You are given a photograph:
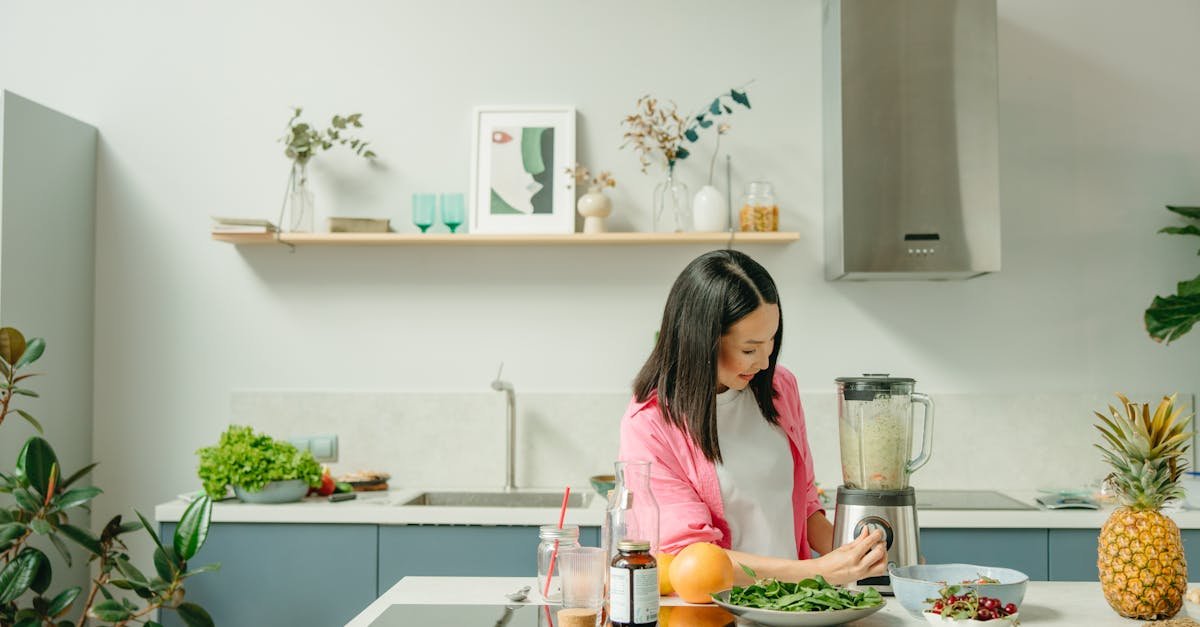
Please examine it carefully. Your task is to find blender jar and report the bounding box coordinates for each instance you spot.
[836,375,934,491]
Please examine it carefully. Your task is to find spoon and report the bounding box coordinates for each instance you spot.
[505,585,531,602]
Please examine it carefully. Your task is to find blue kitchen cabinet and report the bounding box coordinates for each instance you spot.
[377,525,601,596]
[159,522,377,627]
[1049,529,1200,581]
[920,529,1050,580]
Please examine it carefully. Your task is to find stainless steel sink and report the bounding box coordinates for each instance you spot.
[400,491,590,508]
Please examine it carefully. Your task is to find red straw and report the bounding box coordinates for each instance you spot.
[543,486,572,598]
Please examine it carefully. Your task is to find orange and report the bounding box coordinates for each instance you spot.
[660,606,736,627]
[668,542,734,604]
[657,552,676,595]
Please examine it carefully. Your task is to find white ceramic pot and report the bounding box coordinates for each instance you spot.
[692,185,729,232]
[577,186,613,234]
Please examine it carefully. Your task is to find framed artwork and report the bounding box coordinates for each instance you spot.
[469,106,576,234]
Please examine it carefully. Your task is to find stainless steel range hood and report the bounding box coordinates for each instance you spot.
[823,0,1001,280]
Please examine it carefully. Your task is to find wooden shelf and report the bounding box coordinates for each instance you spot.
[211,231,800,246]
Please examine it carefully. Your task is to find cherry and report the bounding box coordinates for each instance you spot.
[982,597,1000,610]
[977,608,994,621]
[1004,603,1018,615]
[947,595,959,604]
[932,601,945,612]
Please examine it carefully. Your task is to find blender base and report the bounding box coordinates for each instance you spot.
[831,486,921,595]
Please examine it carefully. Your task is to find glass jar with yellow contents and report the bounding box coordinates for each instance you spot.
[739,180,779,232]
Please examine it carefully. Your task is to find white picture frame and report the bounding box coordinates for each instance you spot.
[469,106,576,234]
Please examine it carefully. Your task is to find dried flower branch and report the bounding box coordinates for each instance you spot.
[565,162,617,190]
[621,82,753,175]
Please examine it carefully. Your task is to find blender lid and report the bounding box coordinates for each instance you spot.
[836,374,916,400]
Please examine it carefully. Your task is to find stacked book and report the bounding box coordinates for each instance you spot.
[211,217,277,234]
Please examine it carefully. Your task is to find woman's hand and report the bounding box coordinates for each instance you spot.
[813,528,888,586]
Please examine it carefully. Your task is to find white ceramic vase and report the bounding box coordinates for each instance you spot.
[692,184,729,232]
[577,186,613,234]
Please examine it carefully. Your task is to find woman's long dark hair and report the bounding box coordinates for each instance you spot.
[633,250,782,463]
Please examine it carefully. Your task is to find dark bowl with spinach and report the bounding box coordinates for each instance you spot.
[711,572,886,627]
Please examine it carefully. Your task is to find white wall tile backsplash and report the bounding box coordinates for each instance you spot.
[233,390,1196,494]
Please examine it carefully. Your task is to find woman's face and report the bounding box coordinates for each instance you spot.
[717,303,779,393]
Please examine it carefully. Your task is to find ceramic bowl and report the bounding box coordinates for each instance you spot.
[889,564,1027,616]
[588,474,616,497]
[233,479,310,504]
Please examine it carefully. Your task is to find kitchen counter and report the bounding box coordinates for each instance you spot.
[346,575,1199,626]
[155,488,1200,529]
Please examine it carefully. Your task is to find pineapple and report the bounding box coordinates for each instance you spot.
[1095,393,1194,620]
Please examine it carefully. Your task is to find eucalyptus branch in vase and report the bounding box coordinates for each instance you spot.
[276,106,377,233]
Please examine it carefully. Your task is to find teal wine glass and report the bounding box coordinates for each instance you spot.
[440,193,466,234]
[412,193,436,233]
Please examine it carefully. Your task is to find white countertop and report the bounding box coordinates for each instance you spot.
[346,575,1200,627]
[155,487,1200,529]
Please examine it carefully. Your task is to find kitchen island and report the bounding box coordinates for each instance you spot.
[347,576,1199,626]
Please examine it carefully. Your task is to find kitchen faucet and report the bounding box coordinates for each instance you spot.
[491,363,517,492]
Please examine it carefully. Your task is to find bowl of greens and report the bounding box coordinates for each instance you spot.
[197,425,323,503]
[711,568,885,627]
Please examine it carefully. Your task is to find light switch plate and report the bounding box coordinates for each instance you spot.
[288,434,338,463]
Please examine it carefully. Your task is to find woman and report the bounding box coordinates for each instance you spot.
[618,250,887,585]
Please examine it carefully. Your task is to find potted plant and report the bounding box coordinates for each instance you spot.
[1145,205,1200,343]
[197,426,322,504]
[278,107,377,233]
[0,327,219,626]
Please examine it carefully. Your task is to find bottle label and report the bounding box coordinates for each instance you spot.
[632,566,659,623]
[609,566,659,624]
[609,567,630,624]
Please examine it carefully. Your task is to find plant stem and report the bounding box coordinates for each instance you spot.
[0,360,14,429]
[708,132,723,186]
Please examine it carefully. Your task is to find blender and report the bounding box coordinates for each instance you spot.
[831,374,934,593]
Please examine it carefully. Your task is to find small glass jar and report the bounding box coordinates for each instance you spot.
[609,539,658,627]
[739,180,779,232]
[537,524,580,602]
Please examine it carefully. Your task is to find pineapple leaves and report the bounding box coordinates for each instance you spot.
[1096,394,1195,510]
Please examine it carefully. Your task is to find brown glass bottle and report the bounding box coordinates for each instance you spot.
[609,539,658,627]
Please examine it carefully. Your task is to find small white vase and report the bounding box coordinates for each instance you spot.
[692,185,729,232]
[577,186,613,234]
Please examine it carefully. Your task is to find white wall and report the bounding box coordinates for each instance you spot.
[1,0,1198,567]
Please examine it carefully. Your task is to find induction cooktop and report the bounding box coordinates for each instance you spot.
[368,604,736,626]
[915,489,1036,510]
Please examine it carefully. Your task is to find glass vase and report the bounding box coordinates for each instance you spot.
[603,461,660,571]
[652,165,690,233]
[286,161,315,233]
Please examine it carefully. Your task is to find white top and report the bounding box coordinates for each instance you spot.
[713,386,798,558]
[348,576,1196,627]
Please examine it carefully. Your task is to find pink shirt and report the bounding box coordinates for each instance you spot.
[617,365,823,558]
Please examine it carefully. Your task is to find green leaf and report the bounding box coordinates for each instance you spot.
[1146,293,1200,343]
[0,522,26,544]
[13,409,43,434]
[30,518,52,535]
[0,327,27,366]
[47,586,81,617]
[174,495,212,561]
[1160,225,1200,237]
[13,337,44,369]
[115,555,149,584]
[697,117,713,129]
[52,487,102,512]
[731,89,751,108]
[176,602,215,627]
[1167,205,1200,220]
[12,388,39,398]
[723,104,733,114]
[675,147,690,161]
[59,462,98,491]
[1180,275,1200,297]
[708,99,721,115]
[91,599,131,621]
[0,548,45,602]
[154,546,179,581]
[16,437,58,497]
[58,524,101,556]
[136,509,165,552]
[684,128,699,142]
[117,520,143,535]
[147,622,164,627]
[13,488,41,512]
[740,562,757,580]
[183,562,221,578]
[48,532,71,567]
[29,549,51,594]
